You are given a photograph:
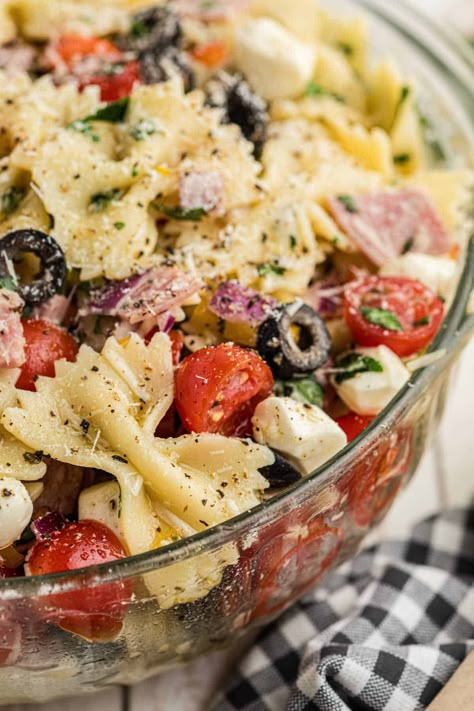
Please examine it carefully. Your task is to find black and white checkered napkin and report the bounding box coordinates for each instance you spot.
[214,507,474,711]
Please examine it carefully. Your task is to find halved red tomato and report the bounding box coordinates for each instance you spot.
[336,413,375,442]
[344,276,444,357]
[46,35,122,69]
[78,60,141,102]
[26,520,132,642]
[251,515,343,619]
[175,344,274,436]
[17,319,79,392]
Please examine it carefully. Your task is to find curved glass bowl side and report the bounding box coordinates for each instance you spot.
[0,0,472,703]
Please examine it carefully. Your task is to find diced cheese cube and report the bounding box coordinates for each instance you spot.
[78,480,122,543]
[380,253,456,300]
[252,396,347,475]
[333,345,410,416]
[233,18,317,100]
[0,477,32,549]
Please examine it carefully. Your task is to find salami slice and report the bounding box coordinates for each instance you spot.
[328,189,451,266]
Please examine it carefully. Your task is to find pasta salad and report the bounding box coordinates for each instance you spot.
[0,0,471,636]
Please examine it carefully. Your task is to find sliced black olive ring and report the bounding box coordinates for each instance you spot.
[258,451,302,489]
[0,229,66,304]
[116,6,183,55]
[257,303,331,380]
[140,47,195,92]
[205,72,269,159]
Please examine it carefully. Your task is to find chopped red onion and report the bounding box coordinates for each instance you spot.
[209,281,277,326]
[156,311,176,333]
[83,267,203,326]
[31,512,67,540]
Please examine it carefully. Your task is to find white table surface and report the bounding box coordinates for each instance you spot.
[5,2,474,709]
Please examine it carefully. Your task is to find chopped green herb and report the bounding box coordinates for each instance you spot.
[393,152,411,165]
[85,97,129,123]
[89,188,122,212]
[402,237,414,254]
[337,41,354,56]
[274,375,324,408]
[417,111,447,164]
[304,81,344,102]
[335,352,383,384]
[131,164,139,178]
[22,304,32,319]
[0,275,16,291]
[152,203,208,221]
[257,262,287,277]
[393,85,411,123]
[360,306,403,332]
[114,221,126,230]
[337,194,358,213]
[1,186,25,216]
[130,18,149,38]
[289,235,297,249]
[130,119,157,141]
[414,315,430,327]
[68,119,100,142]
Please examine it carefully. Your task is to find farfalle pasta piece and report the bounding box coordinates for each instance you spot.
[325,118,393,177]
[102,332,174,435]
[0,370,46,481]
[2,337,271,531]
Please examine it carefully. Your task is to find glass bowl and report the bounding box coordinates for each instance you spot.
[0,0,473,704]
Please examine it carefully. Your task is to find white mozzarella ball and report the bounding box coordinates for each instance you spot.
[333,346,410,416]
[380,253,456,300]
[233,18,317,100]
[0,477,33,549]
[252,396,347,475]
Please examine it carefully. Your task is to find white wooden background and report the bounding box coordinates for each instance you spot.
[5,1,473,709]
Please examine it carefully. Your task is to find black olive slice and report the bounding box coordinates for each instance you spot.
[257,303,331,379]
[116,6,183,54]
[0,229,66,304]
[139,47,195,92]
[205,72,268,159]
[259,451,302,488]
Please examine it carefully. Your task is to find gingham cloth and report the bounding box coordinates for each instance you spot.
[214,507,474,711]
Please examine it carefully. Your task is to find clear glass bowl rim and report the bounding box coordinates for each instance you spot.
[1,0,473,599]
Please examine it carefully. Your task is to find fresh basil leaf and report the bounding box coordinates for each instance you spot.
[360,306,403,332]
[274,375,324,408]
[85,97,130,123]
[335,353,383,384]
[1,186,25,216]
[257,262,287,277]
[337,195,358,213]
[89,189,122,213]
[152,204,208,221]
[414,315,430,327]
[0,275,17,291]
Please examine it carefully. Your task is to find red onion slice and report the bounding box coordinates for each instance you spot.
[209,280,277,326]
[30,512,67,541]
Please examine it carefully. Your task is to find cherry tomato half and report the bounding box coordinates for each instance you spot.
[191,41,227,68]
[251,516,342,619]
[335,413,374,442]
[17,319,78,392]
[344,276,444,357]
[26,520,132,642]
[47,35,122,69]
[79,60,141,102]
[175,344,274,436]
